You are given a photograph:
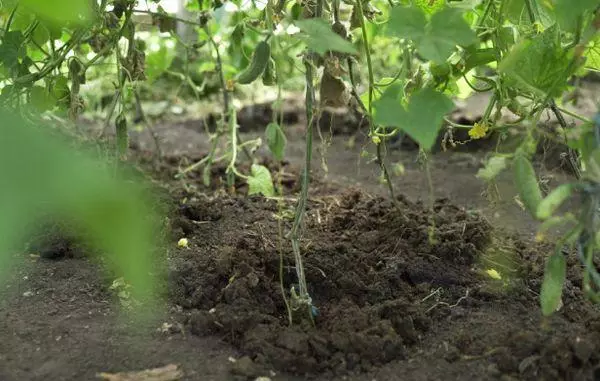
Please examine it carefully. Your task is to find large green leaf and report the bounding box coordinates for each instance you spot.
[0,106,164,306]
[420,8,478,63]
[387,5,477,63]
[553,0,599,31]
[499,25,572,98]
[373,86,454,150]
[0,31,26,72]
[584,34,600,71]
[504,0,555,27]
[21,0,93,24]
[295,18,358,55]
[387,6,427,41]
[540,250,566,316]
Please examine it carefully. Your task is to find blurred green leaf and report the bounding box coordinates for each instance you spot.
[265,123,286,161]
[387,6,476,63]
[414,0,445,14]
[0,107,164,306]
[0,31,26,71]
[247,164,275,197]
[20,0,93,24]
[387,6,427,41]
[32,24,51,46]
[29,86,54,112]
[540,250,566,316]
[146,41,176,83]
[295,18,358,55]
[477,156,508,181]
[553,0,599,31]
[421,8,478,63]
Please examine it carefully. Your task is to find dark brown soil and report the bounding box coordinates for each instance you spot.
[2,89,600,380]
[164,181,600,380]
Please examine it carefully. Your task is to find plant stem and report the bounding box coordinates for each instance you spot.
[286,0,325,324]
[355,0,400,209]
[205,27,252,162]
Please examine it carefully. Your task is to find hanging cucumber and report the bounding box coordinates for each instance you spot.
[236,40,271,85]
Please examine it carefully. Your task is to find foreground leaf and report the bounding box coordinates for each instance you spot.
[21,0,93,24]
[553,0,599,31]
[0,107,164,306]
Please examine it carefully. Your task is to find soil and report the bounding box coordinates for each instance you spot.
[2,86,600,381]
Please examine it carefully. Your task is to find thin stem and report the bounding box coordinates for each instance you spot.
[4,5,18,33]
[205,26,252,161]
[133,9,202,27]
[523,0,537,25]
[286,0,324,324]
[356,0,400,209]
[476,0,494,29]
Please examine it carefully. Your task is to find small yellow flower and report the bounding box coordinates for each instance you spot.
[485,268,502,280]
[371,135,381,144]
[226,79,235,91]
[468,122,489,140]
[177,238,189,248]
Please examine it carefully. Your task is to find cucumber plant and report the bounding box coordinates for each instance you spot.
[3,0,600,320]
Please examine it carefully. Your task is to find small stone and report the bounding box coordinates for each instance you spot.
[22,291,33,297]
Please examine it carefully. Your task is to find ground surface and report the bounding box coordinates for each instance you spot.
[1,87,600,381]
